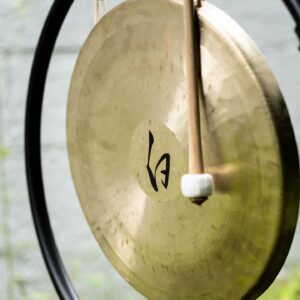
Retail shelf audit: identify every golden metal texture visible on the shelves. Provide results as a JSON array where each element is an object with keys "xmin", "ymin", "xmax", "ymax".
[{"xmin": 67, "ymin": 0, "xmax": 299, "ymax": 299}]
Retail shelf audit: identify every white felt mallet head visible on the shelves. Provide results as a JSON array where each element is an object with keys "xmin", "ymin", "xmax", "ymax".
[{"xmin": 181, "ymin": 173, "xmax": 214, "ymax": 200}]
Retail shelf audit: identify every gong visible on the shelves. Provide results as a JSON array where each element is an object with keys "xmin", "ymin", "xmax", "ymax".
[{"xmin": 66, "ymin": 0, "xmax": 299, "ymax": 299}]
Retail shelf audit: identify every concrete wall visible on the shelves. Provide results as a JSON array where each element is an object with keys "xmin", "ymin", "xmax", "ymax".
[{"xmin": 0, "ymin": 0, "xmax": 299, "ymax": 299}]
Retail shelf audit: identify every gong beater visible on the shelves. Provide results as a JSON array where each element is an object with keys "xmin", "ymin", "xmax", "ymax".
[{"xmin": 67, "ymin": 0, "xmax": 299, "ymax": 299}]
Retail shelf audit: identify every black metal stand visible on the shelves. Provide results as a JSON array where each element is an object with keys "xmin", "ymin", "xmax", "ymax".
[
  {"xmin": 24, "ymin": 1, "xmax": 300, "ymax": 299},
  {"xmin": 283, "ymin": 0, "xmax": 300, "ymax": 47},
  {"xmin": 25, "ymin": 1, "xmax": 77, "ymax": 299}
]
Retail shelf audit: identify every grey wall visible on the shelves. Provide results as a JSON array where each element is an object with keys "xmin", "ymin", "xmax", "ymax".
[
  {"xmin": 0, "ymin": 1, "xmax": 143, "ymax": 299},
  {"xmin": 0, "ymin": 0, "xmax": 299, "ymax": 299}
]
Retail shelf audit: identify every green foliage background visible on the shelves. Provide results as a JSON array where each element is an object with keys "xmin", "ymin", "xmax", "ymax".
[{"xmin": 261, "ymin": 269, "xmax": 300, "ymax": 300}]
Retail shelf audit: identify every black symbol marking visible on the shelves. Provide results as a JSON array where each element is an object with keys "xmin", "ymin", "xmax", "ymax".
[{"xmin": 146, "ymin": 131, "xmax": 170, "ymax": 192}]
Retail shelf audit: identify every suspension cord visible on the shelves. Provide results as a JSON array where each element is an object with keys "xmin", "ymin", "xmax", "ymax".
[
  {"xmin": 94, "ymin": 0, "xmax": 107, "ymax": 24},
  {"xmin": 94, "ymin": 0, "xmax": 99, "ymax": 24}
]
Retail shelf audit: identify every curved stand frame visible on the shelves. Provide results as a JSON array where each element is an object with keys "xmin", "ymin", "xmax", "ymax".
[
  {"xmin": 24, "ymin": 0, "xmax": 300, "ymax": 299},
  {"xmin": 25, "ymin": 0, "xmax": 77, "ymax": 299},
  {"xmin": 284, "ymin": 0, "xmax": 300, "ymax": 46}
]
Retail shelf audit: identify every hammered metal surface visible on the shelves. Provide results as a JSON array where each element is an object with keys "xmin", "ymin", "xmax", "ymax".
[{"xmin": 67, "ymin": 1, "xmax": 299, "ymax": 299}]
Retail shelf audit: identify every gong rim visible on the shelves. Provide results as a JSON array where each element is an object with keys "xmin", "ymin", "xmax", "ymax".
[{"xmin": 198, "ymin": 4, "xmax": 300, "ymax": 298}]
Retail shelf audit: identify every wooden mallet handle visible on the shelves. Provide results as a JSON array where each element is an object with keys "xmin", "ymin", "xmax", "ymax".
[{"xmin": 183, "ymin": 0, "xmax": 204, "ymax": 174}]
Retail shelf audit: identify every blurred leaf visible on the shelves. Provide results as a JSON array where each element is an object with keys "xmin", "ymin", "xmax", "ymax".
[
  {"xmin": 83, "ymin": 272, "xmax": 105, "ymax": 287},
  {"xmin": 0, "ymin": 146, "xmax": 10, "ymax": 159},
  {"xmin": 25, "ymin": 292, "xmax": 53, "ymax": 300},
  {"xmin": 260, "ymin": 268, "xmax": 300, "ymax": 299},
  {"xmin": 10, "ymin": 0, "xmax": 29, "ymax": 15}
]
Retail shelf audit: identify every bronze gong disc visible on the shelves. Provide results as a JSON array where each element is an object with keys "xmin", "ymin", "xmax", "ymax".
[{"xmin": 67, "ymin": 0, "xmax": 299, "ymax": 299}]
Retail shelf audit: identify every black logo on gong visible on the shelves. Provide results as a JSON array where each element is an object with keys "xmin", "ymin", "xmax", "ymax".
[{"xmin": 146, "ymin": 131, "xmax": 170, "ymax": 192}]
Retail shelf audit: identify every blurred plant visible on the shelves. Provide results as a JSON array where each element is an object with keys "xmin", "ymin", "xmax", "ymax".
[
  {"xmin": 25, "ymin": 291, "xmax": 53, "ymax": 300},
  {"xmin": 0, "ymin": 72, "xmax": 15, "ymax": 299},
  {"xmin": 10, "ymin": 0, "xmax": 30, "ymax": 16},
  {"xmin": 14, "ymin": 274, "xmax": 28, "ymax": 299},
  {"xmin": 260, "ymin": 268, "xmax": 300, "ymax": 299}
]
